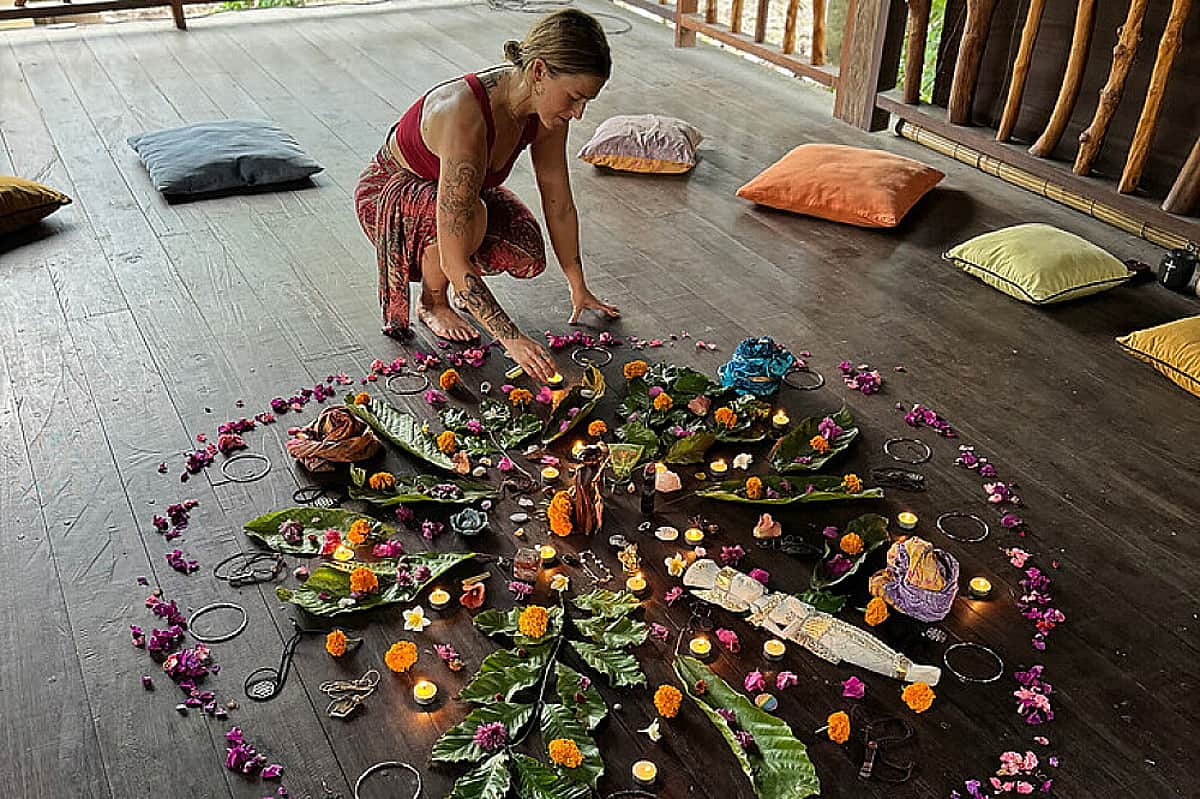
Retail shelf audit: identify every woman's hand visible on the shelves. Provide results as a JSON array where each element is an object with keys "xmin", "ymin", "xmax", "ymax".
[
  {"xmin": 569, "ymin": 287, "xmax": 621, "ymax": 324},
  {"xmin": 504, "ymin": 335, "xmax": 559, "ymax": 383}
]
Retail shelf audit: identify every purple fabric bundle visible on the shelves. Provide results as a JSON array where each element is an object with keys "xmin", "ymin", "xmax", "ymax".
[{"xmin": 876, "ymin": 538, "xmax": 960, "ymax": 622}]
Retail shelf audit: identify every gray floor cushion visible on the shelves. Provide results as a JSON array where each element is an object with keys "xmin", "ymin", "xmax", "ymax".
[{"xmin": 128, "ymin": 119, "xmax": 323, "ymax": 197}]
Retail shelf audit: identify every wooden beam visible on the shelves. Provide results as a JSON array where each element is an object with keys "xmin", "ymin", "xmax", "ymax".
[
  {"xmin": 902, "ymin": 0, "xmax": 931, "ymax": 103},
  {"xmin": 834, "ymin": 0, "xmax": 905, "ymax": 131},
  {"xmin": 675, "ymin": 0, "xmax": 699, "ymax": 47},
  {"xmin": 812, "ymin": 0, "xmax": 827, "ymax": 65},
  {"xmin": 676, "ymin": 14, "xmax": 839, "ymax": 85},
  {"xmin": 730, "ymin": 0, "xmax": 745, "ymax": 33},
  {"xmin": 1074, "ymin": 0, "xmax": 1150, "ymax": 174},
  {"xmin": 1029, "ymin": 0, "xmax": 1096, "ymax": 158},
  {"xmin": 0, "ymin": 0, "xmax": 208, "ymax": 22},
  {"xmin": 947, "ymin": 0, "xmax": 999, "ymax": 124},
  {"xmin": 1163, "ymin": 134, "xmax": 1200, "ymax": 216},
  {"xmin": 996, "ymin": 0, "xmax": 1047, "ymax": 140},
  {"xmin": 782, "ymin": 0, "xmax": 801, "ymax": 54}
]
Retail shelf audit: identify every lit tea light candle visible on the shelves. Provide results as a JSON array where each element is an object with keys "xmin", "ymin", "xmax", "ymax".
[
  {"xmin": 684, "ymin": 527, "xmax": 705, "ymax": 547},
  {"xmin": 968, "ymin": 576, "xmax": 993, "ymax": 599},
  {"xmin": 332, "ymin": 544, "xmax": 355, "ymax": 562},
  {"xmin": 654, "ymin": 461, "xmax": 667, "ymax": 473},
  {"xmin": 547, "ymin": 372, "xmax": 564, "ymax": 388},
  {"xmin": 763, "ymin": 638, "xmax": 786, "ymax": 661},
  {"xmin": 413, "ymin": 679, "xmax": 438, "ymax": 706},
  {"xmin": 632, "ymin": 760, "xmax": 657, "ymax": 786},
  {"xmin": 428, "ymin": 588, "xmax": 451, "ymax": 610},
  {"xmin": 688, "ymin": 635, "xmax": 713, "ymax": 660},
  {"xmin": 709, "ymin": 458, "xmax": 728, "ymax": 475},
  {"xmin": 897, "ymin": 511, "xmax": 918, "ymax": 531},
  {"xmin": 540, "ymin": 466, "xmax": 560, "ymax": 482},
  {"xmin": 572, "ymin": 440, "xmax": 590, "ymax": 459},
  {"xmin": 539, "ymin": 544, "xmax": 558, "ymax": 566},
  {"xmin": 772, "ymin": 409, "xmax": 790, "ymax": 429},
  {"xmin": 625, "ymin": 572, "xmax": 648, "ymax": 597}
]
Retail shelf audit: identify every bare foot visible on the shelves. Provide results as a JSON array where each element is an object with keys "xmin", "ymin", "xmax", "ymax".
[{"xmin": 418, "ymin": 300, "xmax": 479, "ymax": 342}]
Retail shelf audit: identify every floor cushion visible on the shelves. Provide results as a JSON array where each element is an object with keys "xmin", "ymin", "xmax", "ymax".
[
  {"xmin": 1117, "ymin": 316, "xmax": 1200, "ymax": 399},
  {"xmin": 578, "ymin": 114, "xmax": 703, "ymax": 174},
  {"xmin": 0, "ymin": 175, "xmax": 72, "ymax": 235}
]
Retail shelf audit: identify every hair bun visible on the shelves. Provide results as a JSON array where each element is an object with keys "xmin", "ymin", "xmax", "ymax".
[{"xmin": 503, "ymin": 39, "xmax": 523, "ymax": 66}]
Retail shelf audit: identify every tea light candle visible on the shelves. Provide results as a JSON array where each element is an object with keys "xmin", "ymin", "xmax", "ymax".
[
  {"xmin": 654, "ymin": 461, "xmax": 667, "ymax": 473},
  {"xmin": 709, "ymin": 458, "xmax": 728, "ymax": 475},
  {"xmin": 772, "ymin": 409, "xmax": 790, "ymax": 429},
  {"xmin": 968, "ymin": 576, "xmax": 993, "ymax": 599},
  {"xmin": 413, "ymin": 679, "xmax": 438, "ymax": 706},
  {"xmin": 763, "ymin": 638, "xmax": 786, "ymax": 661},
  {"xmin": 547, "ymin": 372, "xmax": 564, "ymax": 388},
  {"xmin": 897, "ymin": 511, "xmax": 918, "ymax": 531},
  {"xmin": 625, "ymin": 572, "xmax": 648, "ymax": 597},
  {"xmin": 540, "ymin": 466, "xmax": 560, "ymax": 482},
  {"xmin": 539, "ymin": 544, "xmax": 558, "ymax": 566},
  {"xmin": 688, "ymin": 635, "xmax": 713, "ymax": 660},
  {"xmin": 632, "ymin": 760, "xmax": 657, "ymax": 786},
  {"xmin": 428, "ymin": 588, "xmax": 451, "ymax": 610},
  {"xmin": 332, "ymin": 544, "xmax": 355, "ymax": 562},
  {"xmin": 684, "ymin": 527, "xmax": 705, "ymax": 546},
  {"xmin": 571, "ymin": 440, "xmax": 587, "ymax": 459}
]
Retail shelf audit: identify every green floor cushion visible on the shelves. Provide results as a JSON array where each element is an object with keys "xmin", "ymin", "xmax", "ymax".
[
  {"xmin": 0, "ymin": 175, "xmax": 72, "ymax": 235},
  {"xmin": 943, "ymin": 223, "xmax": 1130, "ymax": 304},
  {"xmin": 1117, "ymin": 316, "xmax": 1200, "ymax": 399},
  {"xmin": 128, "ymin": 119, "xmax": 323, "ymax": 197}
]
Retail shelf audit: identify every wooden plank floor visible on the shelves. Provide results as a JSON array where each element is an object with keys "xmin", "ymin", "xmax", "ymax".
[{"xmin": 2, "ymin": 3, "xmax": 1198, "ymax": 798}]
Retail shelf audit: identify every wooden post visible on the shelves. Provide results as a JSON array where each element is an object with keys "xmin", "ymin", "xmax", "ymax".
[
  {"xmin": 1119, "ymin": 0, "xmax": 1192, "ymax": 194},
  {"xmin": 947, "ymin": 0, "xmax": 999, "ymax": 125},
  {"xmin": 1029, "ymin": 0, "xmax": 1096, "ymax": 158},
  {"xmin": 730, "ymin": 0, "xmax": 745, "ymax": 34},
  {"xmin": 1162, "ymin": 134, "xmax": 1200, "ymax": 216},
  {"xmin": 834, "ymin": 0, "xmax": 906, "ymax": 131},
  {"xmin": 675, "ymin": 0, "xmax": 698, "ymax": 47},
  {"xmin": 754, "ymin": 0, "xmax": 770, "ymax": 42},
  {"xmin": 169, "ymin": 0, "xmax": 186, "ymax": 28},
  {"xmin": 1074, "ymin": 0, "xmax": 1150, "ymax": 174},
  {"xmin": 996, "ymin": 0, "xmax": 1047, "ymax": 141},
  {"xmin": 812, "ymin": 0, "xmax": 827, "ymax": 65},
  {"xmin": 902, "ymin": 0, "xmax": 931, "ymax": 104},
  {"xmin": 782, "ymin": 0, "xmax": 802, "ymax": 53},
  {"xmin": 705, "ymin": 0, "xmax": 717, "ymax": 23}
]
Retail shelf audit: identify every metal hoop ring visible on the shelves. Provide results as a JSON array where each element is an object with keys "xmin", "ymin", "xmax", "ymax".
[
  {"xmin": 883, "ymin": 437, "xmax": 932, "ymax": 464},
  {"xmin": 782, "ymin": 367, "xmax": 825, "ymax": 390},
  {"xmin": 293, "ymin": 486, "xmax": 343, "ymax": 508},
  {"xmin": 571, "ymin": 346, "xmax": 614, "ymax": 368},
  {"xmin": 220, "ymin": 453, "xmax": 271, "ymax": 483},
  {"xmin": 213, "ymin": 552, "xmax": 283, "ymax": 583},
  {"xmin": 943, "ymin": 641, "xmax": 1005, "ymax": 684},
  {"xmin": 385, "ymin": 371, "xmax": 431, "ymax": 395},
  {"xmin": 188, "ymin": 602, "xmax": 248, "ymax": 643},
  {"xmin": 935, "ymin": 511, "xmax": 990, "ymax": 543},
  {"xmin": 354, "ymin": 761, "xmax": 423, "ymax": 799}
]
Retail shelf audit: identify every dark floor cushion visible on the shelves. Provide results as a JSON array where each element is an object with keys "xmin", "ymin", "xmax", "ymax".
[{"xmin": 127, "ymin": 120, "xmax": 323, "ymax": 197}]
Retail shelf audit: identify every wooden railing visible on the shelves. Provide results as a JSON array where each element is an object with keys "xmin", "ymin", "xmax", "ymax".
[{"xmin": 0, "ymin": 0, "xmax": 199, "ymax": 29}]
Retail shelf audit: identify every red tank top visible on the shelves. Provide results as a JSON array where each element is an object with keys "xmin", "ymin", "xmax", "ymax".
[{"xmin": 395, "ymin": 73, "xmax": 540, "ymax": 190}]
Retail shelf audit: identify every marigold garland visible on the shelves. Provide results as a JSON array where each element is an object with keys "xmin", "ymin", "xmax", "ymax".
[
  {"xmin": 349, "ymin": 566, "xmax": 379, "ymax": 595},
  {"xmin": 654, "ymin": 685, "xmax": 683, "ymax": 718},
  {"xmin": 547, "ymin": 490, "xmax": 573, "ymax": 537},
  {"xmin": 901, "ymin": 681, "xmax": 935, "ymax": 713},
  {"xmin": 325, "ymin": 629, "xmax": 348, "ymax": 658},
  {"xmin": 346, "ymin": 519, "xmax": 372, "ymax": 546},
  {"xmin": 745, "ymin": 476, "xmax": 764, "ymax": 500},
  {"xmin": 587, "ymin": 420, "xmax": 607, "ymax": 437},
  {"xmin": 864, "ymin": 596, "xmax": 889, "ymax": 627},
  {"xmin": 548, "ymin": 738, "xmax": 583, "ymax": 768},
  {"xmin": 839, "ymin": 532, "xmax": 864, "ymax": 556},
  {"xmin": 826, "ymin": 710, "xmax": 850, "ymax": 744},
  {"xmin": 384, "ymin": 640, "xmax": 418, "ymax": 673},
  {"xmin": 439, "ymin": 369, "xmax": 459, "ymax": 391},
  {"xmin": 509, "ymin": 388, "xmax": 533, "ymax": 407},
  {"xmin": 436, "ymin": 430, "xmax": 458, "ymax": 454},
  {"xmin": 809, "ymin": 434, "xmax": 831, "ymax": 455},
  {"xmin": 623, "ymin": 360, "xmax": 648, "ymax": 380},
  {"xmin": 353, "ymin": 392, "xmax": 371, "ymax": 406},
  {"xmin": 368, "ymin": 471, "xmax": 396, "ymax": 491},
  {"xmin": 517, "ymin": 605, "xmax": 550, "ymax": 639},
  {"xmin": 653, "ymin": 392, "xmax": 674, "ymax": 412},
  {"xmin": 714, "ymin": 406, "xmax": 737, "ymax": 428},
  {"xmin": 841, "ymin": 473, "xmax": 863, "ymax": 494}
]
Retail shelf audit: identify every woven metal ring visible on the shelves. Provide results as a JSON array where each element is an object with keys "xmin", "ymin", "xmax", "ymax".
[
  {"xmin": 385, "ymin": 371, "xmax": 430, "ymax": 395},
  {"xmin": 943, "ymin": 641, "xmax": 1005, "ymax": 684},
  {"xmin": 571, "ymin": 346, "xmax": 614, "ymax": 367},
  {"xmin": 783, "ymin": 367, "xmax": 825, "ymax": 390},
  {"xmin": 188, "ymin": 602, "xmax": 248, "ymax": 643},
  {"xmin": 293, "ymin": 486, "xmax": 343, "ymax": 508},
  {"xmin": 354, "ymin": 761, "xmax": 423, "ymax": 799},
  {"xmin": 936, "ymin": 511, "xmax": 990, "ymax": 543},
  {"xmin": 220, "ymin": 452, "xmax": 271, "ymax": 483},
  {"xmin": 883, "ymin": 437, "xmax": 933, "ymax": 464}
]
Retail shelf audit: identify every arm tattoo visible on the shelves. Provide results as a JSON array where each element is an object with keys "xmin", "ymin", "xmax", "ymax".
[
  {"xmin": 438, "ymin": 160, "xmax": 482, "ymax": 239},
  {"xmin": 457, "ymin": 272, "xmax": 521, "ymax": 340}
]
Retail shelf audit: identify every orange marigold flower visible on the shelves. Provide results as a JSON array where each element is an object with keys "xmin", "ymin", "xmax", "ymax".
[
  {"xmin": 325, "ymin": 629, "xmax": 348, "ymax": 658},
  {"xmin": 518, "ymin": 605, "xmax": 549, "ymax": 639},
  {"xmin": 368, "ymin": 471, "xmax": 396, "ymax": 491},
  {"xmin": 839, "ymin": 532, "xmax": 864, "ymax": 556},
  {"xmin": 826, "ymin": 711, "xmax": 850, "ymax": 744},
  {"xmin": 384, "ymin": 640, "xmax": 418, "ymax": 673},
  {"xmin": 510, "ymin": 388, "xmax": 533, "ymax": 407},
  {"xmin": 623, "ymin": 360, "xmax": 648, "ymax": 380},
  {"xmin": 654, "ymin": 684, "xmax": 683, "ymax": 719},
  {"xmin": 809, "ymin": 434, "xmax": 831, "ymax": 455},
  {"xmin": 713, "ymin": 407, "xmax": 738, "ymax": 428},
  {"xmin": 901, "ymin": 682, "xmax": 935, "ymax": 713},
  {"xmin": 548, "ymin": 490, "xmax": 573, "ymax": 537},
  {"xmin": 587, "ymin": 420, "xmax": 608, "ymax": 438},
  {"xmin": 653, "ymin": 393, "xmax": 673, "ymax": 412},
  {"xmin": 548, "ymin": 738, "xmax": 583, "ymax": 768},
  {"xmin": 864, "ymin": 596, "xmax": 889, "ymax": 627},
  {"xmin": 353, "ymin": 392, "xmax": 372, "ymax": 406},
  {"xmin": 350, "ymin": 566, "xmax": 379, "ymax": 595},
  {"xmin": 745, "ymin": 476, "xmax": 764, "ymax": 500},
  {"xmin": 436, "ymin": 430, "xmax": 458, "ymax": 454},
  {"xmin": 439, "ymin": 368, "xmax": 459, "ymax": 391},
  {"xmin": 841, "ymin": 473, "xmax": 863, "ymax": 494},
  {"xmin": 346, "ymin": 519, "xmax": 372, "ymax": 546}
]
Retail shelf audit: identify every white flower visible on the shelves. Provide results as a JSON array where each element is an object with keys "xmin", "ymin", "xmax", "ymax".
[
  {"xmin": 733, "ymin": 452, "xmax": 753, "ymax": 470},
  {"xmin": 403, "ymin": 606, "xmax": 432, "ymax": 632},
  {"xmin": 639, "ymin": 718, "xmax": 662, "ymax": 742},
  {"xmin": 550, "ymin": 573, "xmax": 570, "ymax": 592},
  {"xmin": 664, "ymin": 553, "xmax": 686, "ymax": 578}
]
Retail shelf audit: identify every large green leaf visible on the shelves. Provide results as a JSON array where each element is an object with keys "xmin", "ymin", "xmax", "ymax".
[
  {"xmin": 348, "ymin": 472, "xmax": 497, "ymax": 507},
  {"xmin": 569, "ymin": 641, "xmax": 645, "ymax": 687},
  {"xmin": 511, "ymin": 754, "xmax": 591, "ymax": 799},
  {"xmin": 810, "ymin": 513, "xmax": 890, "ymax": 589},
  {"xmin": 695, "ymin": 474, "xmax": 884, "ymax": 505},
  {"xmin": 573, "ymin": 615, "xmax": 648, "ymax": 648},
  {"xmin": 539, "ymin": 703, "xmax": 604, "ymax": 788},
  {"xmin": 243, "ymin": 507, "xmax": 390, "ymax": 555},
  {"xmin": 714, "ymin": 395, "xmax": 772, "ymax": 443},
  {"xmin": 345, "ymin": 394, "xmax": 455, "ymax": 471},
  {"xmin": 439, "ymin": 407, "xmax": 477, "ymax": 433},
  {"xmin": 554, "ymin": 664, "xmax": 607, "ymax": 731},
  {"xmin": 796, "ymin": 588, "xmax": 847, "ymax": 614},
  {"xmin": 443, "ymin": 402, "xmax": 542, "ymax": 452},
  {"xmin": 615, "ymin": 420, "xmax": 659, "ymax": 459},
  {"xmin": 447, "ymin": 752, "xmax": 511, "ymax": 799},
  {"xmin": 474, "ymin": 606, "xmax": 564, "ymax": 646},
  {"xmin": 277, "ymin": 552, "xmax": 473, "ymax": 617},
  {"xmin": 459, "ymin": 644, "xmax": 554, "ymax": 703},
  {"xmin": 571, "ymin": 589, "xmax": 641, "ymax": 620},
  {"xmin": 543, "ymin": 367, "xmax": 605, "ymax": 444},
  {"xmin": 669, "ymin": 366, "xmax": 715, "ymax": 400},
  {"xmin": 675, "ymin": 656, "xmax": 820, "ymax": 799},
  {"xmin": 768, "ymin": 407, "xmax": 859, "ymax": 473},
  {"xmin": 432, "ymin": 703, "xmax": 536, "ymax": 764},
  {"xmin": 665, "ymin": 430, "xmax": 718, "ymax": 465}
]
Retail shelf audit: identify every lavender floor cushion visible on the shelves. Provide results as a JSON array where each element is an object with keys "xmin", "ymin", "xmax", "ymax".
[{"xmin": 128, "ymin": 120, "xmax": 323, "ymax": 197}]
